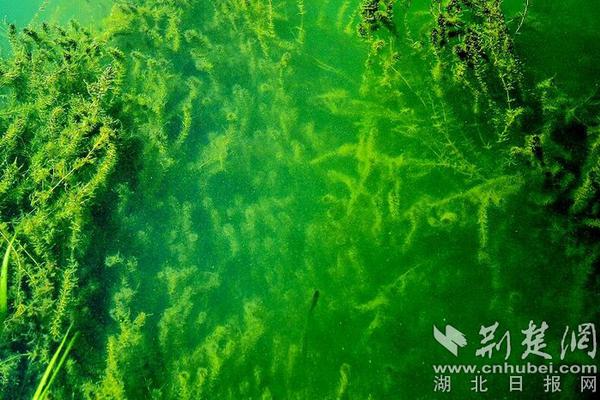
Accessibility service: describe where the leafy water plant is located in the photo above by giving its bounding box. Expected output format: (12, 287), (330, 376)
(0, 1), (598, 399)
(0, 18), (128, 398)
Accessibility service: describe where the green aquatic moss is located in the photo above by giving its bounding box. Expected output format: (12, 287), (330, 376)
(0, 20), (126, 397)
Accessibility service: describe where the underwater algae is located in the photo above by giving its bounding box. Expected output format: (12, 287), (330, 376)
(0, 0), (598, 399)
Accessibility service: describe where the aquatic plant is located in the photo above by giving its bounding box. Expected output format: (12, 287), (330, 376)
(0, 236), (14, 321)
(32, 323), (79, 400)
(0, 0), (597, 399)
(0, 19), (126, 398)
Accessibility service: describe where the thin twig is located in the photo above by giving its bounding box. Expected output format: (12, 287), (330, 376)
(0, 229), (39, 268)
(515, 0), (529, 34)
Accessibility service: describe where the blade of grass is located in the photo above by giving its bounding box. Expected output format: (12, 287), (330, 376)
(32, 323), (73, 400)
(0, 229), (40, 268)
(1, 235), (15, 321)
(39, 331), (79, 400)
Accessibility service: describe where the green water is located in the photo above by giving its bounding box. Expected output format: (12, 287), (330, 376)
(0, 1), (598, 399)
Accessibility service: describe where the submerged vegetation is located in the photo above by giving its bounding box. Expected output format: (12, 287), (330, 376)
(1, 235), (15, 322)
(32, 323), (78, 400)
(0, 0), (598, 398)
